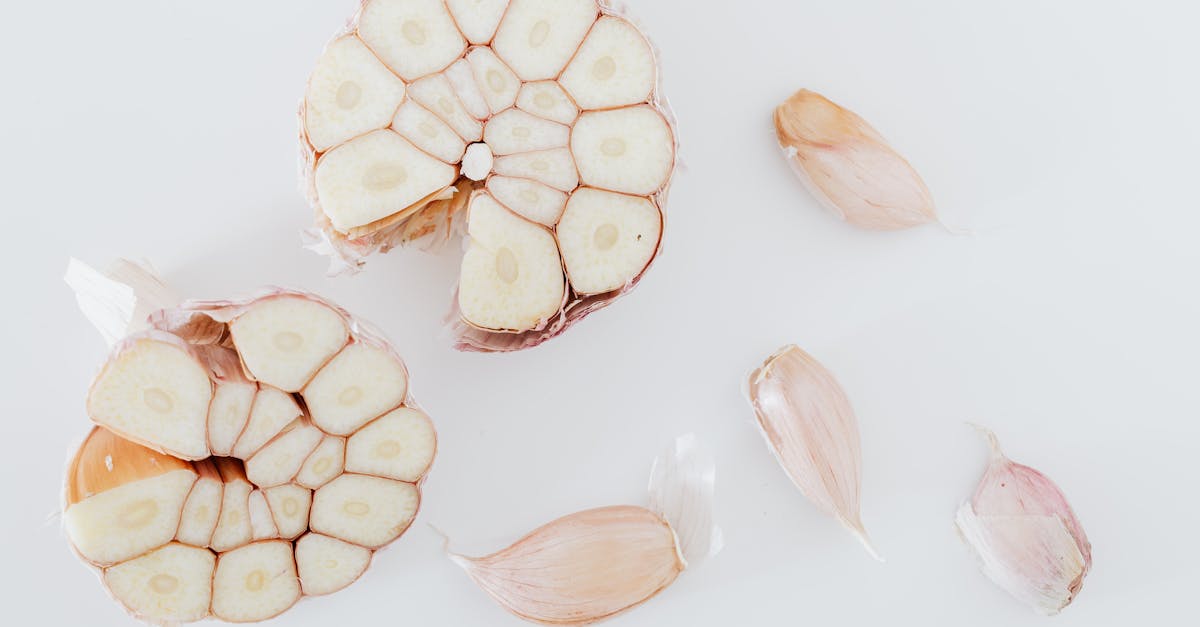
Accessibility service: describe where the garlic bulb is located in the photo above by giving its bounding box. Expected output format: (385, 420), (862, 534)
(956, 428), (1092, 614)
(747, 344), (880, 559)
(299, 0), (678, 352)
(449, 435), (718, 624)
(63, 260), (434, 623)
(774, 89), (937, 230)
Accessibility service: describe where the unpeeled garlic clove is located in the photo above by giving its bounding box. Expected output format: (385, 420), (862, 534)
(747, 344), (880, 559)
(955, 428), (1092, 615)
(774, 89), (937, 230)
(450, 506), (684, 625)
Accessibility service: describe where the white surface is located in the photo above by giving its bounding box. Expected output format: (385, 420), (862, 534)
(1, 0), (1197, 624)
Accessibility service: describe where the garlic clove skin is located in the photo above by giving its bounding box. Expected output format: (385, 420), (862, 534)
(450, 506), (684, 625)
(956, 428), (1092, 615)
(747, 344), (881, 560)
(775, 89), (936, 230)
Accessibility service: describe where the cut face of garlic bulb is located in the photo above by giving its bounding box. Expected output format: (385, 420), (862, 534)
(956, 428), (1092, 615)
(64, 266), (436, 624)
(774, 89), (938, 230)
(448, 434), (718, 625)
(301, 0), (677, 352)
(746, 345), (880, 560)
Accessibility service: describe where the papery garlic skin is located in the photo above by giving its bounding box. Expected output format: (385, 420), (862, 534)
(450, 506), (684, 625)
(747, 344), (880, 559)
(956, 429), (1092, 615)
(775, 89), (936, 230)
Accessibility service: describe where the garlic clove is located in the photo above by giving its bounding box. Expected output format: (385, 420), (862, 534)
(247, 489), (279, 541)
(556, 187), (663, 296)
(392, 99), (468, 164)
(450, 506), (684, 625)
(296, 435), (347, 490)
(263, 484), (312, 540)
(487, 175), (569, 226)
(409, 73), (485, 142)
(344, 407), (437, 483)
(310, 474), (420, 549)
(102, 542), (215, 623)
(956, 428), (1092, 614)
(516, 80), (580, 125)
(747, 344), (880, 559)
(492, 0), (599, 81)
(244, 419), (324, 488)
(774, 89), (937, 230)
(210, 540), (301, 623)
(210, 458), (254, 553)
(176, 458), (223, 547)
(302, 342), (410, 436)
(230, 386), (303, 460)
(468, 46), (522, 115)
(64, 427), (197, 567)
(227, 293), (350, 393)
(483, 108), (571, 156)
(446, 0), (508, 45)
(571, 105), (675, 196)
(445, 58), (491, 120)
(295, 532), (373, 597)
(304, 35), (407, 152)
(559, 16), (656, 111)
(203, 348), (257, 457)
(358, 0), (467, 82)
(492, 147), (579, 192)
(87, 332), (213, 461)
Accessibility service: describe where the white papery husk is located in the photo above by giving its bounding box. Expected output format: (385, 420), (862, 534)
(298, 0), (680, 353)
(62, 258), (437, 624)
(447, 434), (718, 625)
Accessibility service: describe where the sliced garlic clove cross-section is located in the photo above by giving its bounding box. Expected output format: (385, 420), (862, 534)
(571, 105), (674, 196)
(228, 294), (349, 393)
(446, 0), (509, 44)
(305, 36), (407, 152)
(560, 17), (655, 110)
(177, 459), (223, 547)
(316, 130), (459, 234)
(409, 73), (484, 141)
(487, 176), (568, 226)
(392, 100), (467, 164)
(231, 386), (303, 460)
(211, 459), (253, 553)
(492, 148), (579, 192)
(492, 0), (599, 80)
(516, 81), (579, 125)
(445, 58), (491, 119)
(468, 47), (521, 114)
(244, 420), (324, 488)
(248, 490), (279, 540)
(484, 109), (570, 155)
(87, 334), (212, 461)
(345, 407), (437, 482)
(458, 194), (566, 332)
(211, 540), (301, 623)
(264, 484), (312, 540)
(358, 0), (466, 81)
(557, 188), (662, 295)
(296, 435), (347, 490)
(103, 543), (215, 624)
(295, 533), (373, 596)
(310, 474), (420, 548)
(303, 343), (409, 436)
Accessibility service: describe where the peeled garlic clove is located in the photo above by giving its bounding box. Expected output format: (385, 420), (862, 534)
(956, 428), (1092, 615)
(746, 344), (880, 559)
(774, 89), (937, 230)
(451, 506), (683, 625)
(64, 427), (197, 566)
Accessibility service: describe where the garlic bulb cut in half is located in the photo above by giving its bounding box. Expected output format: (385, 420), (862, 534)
(63, 260), (436, 624)
(300, 0), (677, 352)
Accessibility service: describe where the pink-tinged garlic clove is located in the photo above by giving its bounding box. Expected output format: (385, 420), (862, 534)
(457, 193), (567, 332)
(303, 343), (409, 436)
(87, 332), (213, 461)
(492, 0), (599, 80)
(451, 506), (683, 625)
(559, 16), (656, 110)
(64, 428), (197, 567)
(295, 533), (373, 596)
(210, 458), (254, 553)
(231, 386), (303, 460)
(227, 294), (350, 393)
(571, 105), (675, 196)
(956, 428), (1092, 615)
(556, 188), (663, 296)
(296, 435), (347, 490)
(211, 540), (301, 623)
(344, 407), (437, 483)
(264, 484), (312, 540)
(358, 0), (467, 81)
(774, 89), (937, 230)
(304, 35), (407, 152)
(310, 474), (420, 549)
(102, 542), (215, 623)
(176, 459), (223, 547)
(746, 345), (880, 560)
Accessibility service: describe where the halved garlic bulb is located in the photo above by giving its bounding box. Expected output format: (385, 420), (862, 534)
(64, 265), (436, 624)
(300, 0), (677, 352)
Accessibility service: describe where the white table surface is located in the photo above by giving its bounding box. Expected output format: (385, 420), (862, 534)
(2, 1), (1197, 624)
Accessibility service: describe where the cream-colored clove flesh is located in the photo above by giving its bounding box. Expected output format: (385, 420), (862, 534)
(301, 0), (676, 351)
(64, 281), (436, 624)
